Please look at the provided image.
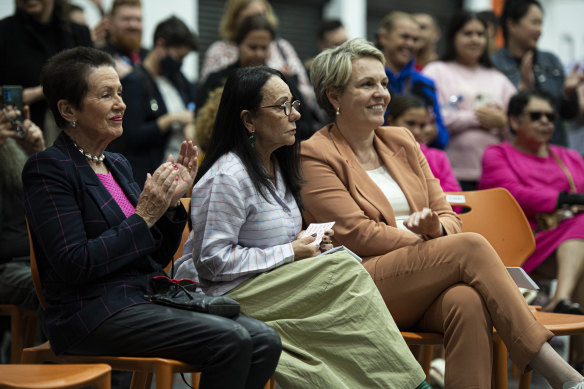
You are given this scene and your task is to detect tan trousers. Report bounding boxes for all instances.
[363,232,553,388]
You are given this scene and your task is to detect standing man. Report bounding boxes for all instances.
[116,16,197,187]
[101,0,148,79]
[378,11,449,149]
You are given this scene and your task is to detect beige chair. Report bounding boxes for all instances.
[0,363,111,389]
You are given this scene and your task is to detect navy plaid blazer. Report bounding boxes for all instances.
[22,132,186,354]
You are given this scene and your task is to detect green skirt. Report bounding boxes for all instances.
[227,249,426,389]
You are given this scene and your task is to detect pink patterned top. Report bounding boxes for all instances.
[97,172,135,218]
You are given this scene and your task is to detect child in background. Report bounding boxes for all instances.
[387,95,461,192]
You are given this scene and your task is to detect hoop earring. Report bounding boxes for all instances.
[335,107,340,116]
[248,131,256,146]
[71,120,77,128]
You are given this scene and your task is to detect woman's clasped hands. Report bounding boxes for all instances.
[291,229,334,261]
[404,207,444,239]
[135,140,198,227]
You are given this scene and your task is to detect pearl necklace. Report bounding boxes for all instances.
[74,143,105,163]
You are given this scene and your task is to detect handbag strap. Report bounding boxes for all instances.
[550,149,578,193]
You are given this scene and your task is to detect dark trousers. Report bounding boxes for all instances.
[66,303,281,389]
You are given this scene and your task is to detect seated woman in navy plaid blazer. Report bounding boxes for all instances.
[22,46,281,389]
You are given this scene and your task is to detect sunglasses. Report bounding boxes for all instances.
[258,100,301,116]
[526,111,556,122]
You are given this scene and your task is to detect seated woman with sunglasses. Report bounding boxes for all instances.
[480,89,584,317]
[175,66,430,389]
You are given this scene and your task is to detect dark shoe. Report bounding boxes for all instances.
[552,299,584,315]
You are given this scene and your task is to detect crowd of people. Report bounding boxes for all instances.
[3,0,584,388]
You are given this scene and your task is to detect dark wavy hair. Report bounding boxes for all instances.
[441,10,492,68]
[195,66,304,208]
[40,47,115,129]
[500,0,542,43]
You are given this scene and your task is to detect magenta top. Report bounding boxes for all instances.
[479,142,584,273]
[97,171,135,218]
[420,143,462,193]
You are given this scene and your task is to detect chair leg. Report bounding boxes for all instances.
[519,370,533,389]
[94,368,112,389]
[154,365,174,389]
[9,307,24,363]
[264,376,276,389]
[129,371,152,389]
[420,345,434,382]
[192,372,200,389]
[493,333,508,389]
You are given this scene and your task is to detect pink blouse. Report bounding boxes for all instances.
[97,172,135,218]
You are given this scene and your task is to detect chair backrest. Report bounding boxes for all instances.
[446,188,535,267]
[25,219,47,310]
[173,198,192,262]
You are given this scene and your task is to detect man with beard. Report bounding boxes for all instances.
[114,16,197,187]
[101,0,148,79]
[0,106,44,360]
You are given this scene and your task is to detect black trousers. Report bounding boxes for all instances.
[66,303,281,389]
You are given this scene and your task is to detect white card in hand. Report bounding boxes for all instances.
[302,222,335,245]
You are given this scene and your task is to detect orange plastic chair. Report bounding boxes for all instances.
[0,363,111,389]
[448,188,584,389]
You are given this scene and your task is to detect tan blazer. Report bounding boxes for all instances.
[300,123,461,260]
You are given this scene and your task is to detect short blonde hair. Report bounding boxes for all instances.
[219,0,278,42]
[310,38,385,119]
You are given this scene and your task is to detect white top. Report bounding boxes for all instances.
[174,152,301,296]
[156,76,187,162]
[366,165,415,234]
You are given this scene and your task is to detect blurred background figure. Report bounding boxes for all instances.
[477,10,499,55]
[423,10,516,190]
[0,0,92,144]
[491,0,582,147]
[387,95,461,193]
[304,19,348,75]
[200,0,316,111]
[412,12,440,70]
[0,105,44,362]
[480,89,584,338]
[198,14,314,140]
[115,15,198,187]
[101,0,148,79]
[378,11,449,149]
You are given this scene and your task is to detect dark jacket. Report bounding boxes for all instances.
[491,47,579,147]
[22,132,186,354]
[0,7,92,129]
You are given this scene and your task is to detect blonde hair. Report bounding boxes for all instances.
[219,0,278,42]
[310,38,385,118]
[195,86,224,153]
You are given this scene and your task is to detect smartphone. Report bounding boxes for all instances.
[1,85,25,137]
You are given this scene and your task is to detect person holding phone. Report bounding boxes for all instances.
[0,105,44,357]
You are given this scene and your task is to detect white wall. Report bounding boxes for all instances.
[323,0,366,40]
[0,0,199,81]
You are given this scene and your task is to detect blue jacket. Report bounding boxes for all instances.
[385,60,449,149]
[22,132,186,354]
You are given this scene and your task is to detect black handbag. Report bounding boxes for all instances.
[144,276,240,318]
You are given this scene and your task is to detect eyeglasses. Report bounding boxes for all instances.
[258,100,301,116]
[526,111,556,122]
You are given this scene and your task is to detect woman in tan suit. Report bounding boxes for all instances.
[300,38,584,389]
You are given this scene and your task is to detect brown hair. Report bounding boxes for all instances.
[109,0,141,16]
